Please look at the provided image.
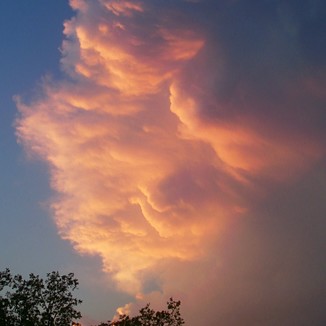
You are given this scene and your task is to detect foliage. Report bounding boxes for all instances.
[98,298,185,326]
[0,268,82,326]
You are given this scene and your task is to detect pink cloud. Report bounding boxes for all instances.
[16,0,326,324]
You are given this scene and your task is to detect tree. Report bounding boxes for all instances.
[0,268,82,326]
[98,298,185,326]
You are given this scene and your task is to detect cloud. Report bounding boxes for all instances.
[16,0,326,324]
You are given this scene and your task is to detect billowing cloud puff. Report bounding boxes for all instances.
[17,0,326,324]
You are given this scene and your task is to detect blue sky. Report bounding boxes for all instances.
[1,1,326,325]
[0,1,73,272]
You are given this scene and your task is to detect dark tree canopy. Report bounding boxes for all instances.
[0,269,82,326]
[1,269,185,326]
[98,298,185,326]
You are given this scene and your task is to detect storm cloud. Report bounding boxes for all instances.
[16,0,326,324]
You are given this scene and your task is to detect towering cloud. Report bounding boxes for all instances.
[17,0,326,324]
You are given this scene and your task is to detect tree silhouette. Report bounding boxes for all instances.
[97,298,185,326]
[1,269,185,326]
[0,268,82,326]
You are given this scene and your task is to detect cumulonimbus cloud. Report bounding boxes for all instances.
[16,0,326,324]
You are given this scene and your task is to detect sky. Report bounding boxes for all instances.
[1,0,326,325]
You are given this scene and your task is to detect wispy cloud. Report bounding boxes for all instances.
[16,0,326,324]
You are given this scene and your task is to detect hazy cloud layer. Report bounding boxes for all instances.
[17,0,326,324]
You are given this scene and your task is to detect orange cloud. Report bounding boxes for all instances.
[103,0,144,17]
[16,0,326,324]
[169,81,322,181]
[17,0,212,294]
